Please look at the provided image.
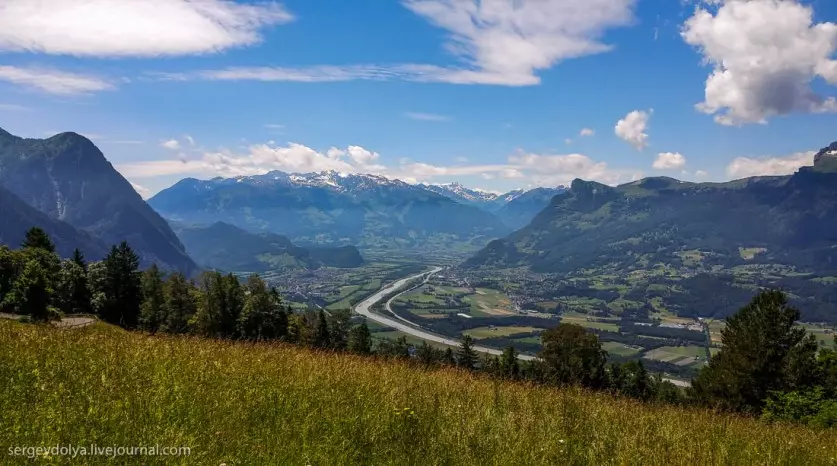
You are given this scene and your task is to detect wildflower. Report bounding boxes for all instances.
[559,439,565,444]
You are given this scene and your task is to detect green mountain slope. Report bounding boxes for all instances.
[0,185,107,259]
[0,128,197,274]
[464,142,837,321]
[174,222,363,272]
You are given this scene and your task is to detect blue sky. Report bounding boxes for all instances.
[0,0,836,198]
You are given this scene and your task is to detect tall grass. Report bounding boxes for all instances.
[1,320,836,465]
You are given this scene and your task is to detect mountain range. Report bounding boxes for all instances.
[466,155,837,274]
[0,128,197,274]
[173,221,364,272]
[464,141,837,320]
[150,171,518,253]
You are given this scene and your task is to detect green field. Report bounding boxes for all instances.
[643,346,706,366]
[2,321,835,465]
[602,341,642,357]
[463,326,544,339]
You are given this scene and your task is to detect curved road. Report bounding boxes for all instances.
[353,268,691,387]
[353,267,535,360]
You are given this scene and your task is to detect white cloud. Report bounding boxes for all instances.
[0,66,114,95]
[119,139,642,190]
[0,0,293,57]
[119,142,387,179]
[160,139,181,150]
[653,152,687,170]
[682,0,837,125]
[401,0,637,86]
[454,156,469,163]
[264,124,285,130]
[695,170,709,177]
[507,151,642,186]
[150,0,637,88]
[615,109,652,150]
[726,151,815,178]
[130,182,151,199]
[580,128,595,137]
[405,112,450,121]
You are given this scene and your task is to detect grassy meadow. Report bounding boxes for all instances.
[2,320,837,465]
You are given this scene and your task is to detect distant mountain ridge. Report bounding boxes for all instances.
[149,170,512,252]
[174,222,363,272]
[466,141,837,275]
[0,128,197,273]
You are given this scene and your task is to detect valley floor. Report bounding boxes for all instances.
[2,320,836,465]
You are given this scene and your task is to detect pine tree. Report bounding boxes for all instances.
[71,248,86,269]
[238,275,288,341]
[417,341,437,367]
[692,290,818,414]
[499,346,520,379]
[21,227,55,253]
[101,242,142,328]
[312,309,331,349]
[442,347,456,366]
[328,309,352,351]
[139,264,166,332]
[348,320,373,355]
[161,272,196,334]
[457,335,478,370]
[220,273,244,338]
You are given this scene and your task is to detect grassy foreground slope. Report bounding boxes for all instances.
[2,321,836,465]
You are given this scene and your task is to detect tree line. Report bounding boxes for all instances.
[2,228,835,427]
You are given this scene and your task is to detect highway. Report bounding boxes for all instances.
[353,267,535,360]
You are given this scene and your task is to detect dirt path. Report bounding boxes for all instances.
[0,313,96,328]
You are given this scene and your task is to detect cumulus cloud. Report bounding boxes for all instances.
[615,110,652,150]
[160,139,181,150]
[0,66,114,95]
[682,0,837,125]
[726,151,815,178]
[0,0,293,57]
[119,142,388,179]
[405,112,450,121]
[507,151,643,186]
[401,0,637,85]
[695,170,709,178]
[580,128,595,137]
[653,152,687,170]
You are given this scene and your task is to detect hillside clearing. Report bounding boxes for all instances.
[2,321,836,465]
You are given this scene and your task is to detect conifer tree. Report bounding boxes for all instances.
[348,320,373,355]
[499,346,520,379]
[139,264,165,332]
[457,335,478,370]
[101,242,142,328]
[161,272,195,334]
[692,290,818,414]
[22,227,55,253]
